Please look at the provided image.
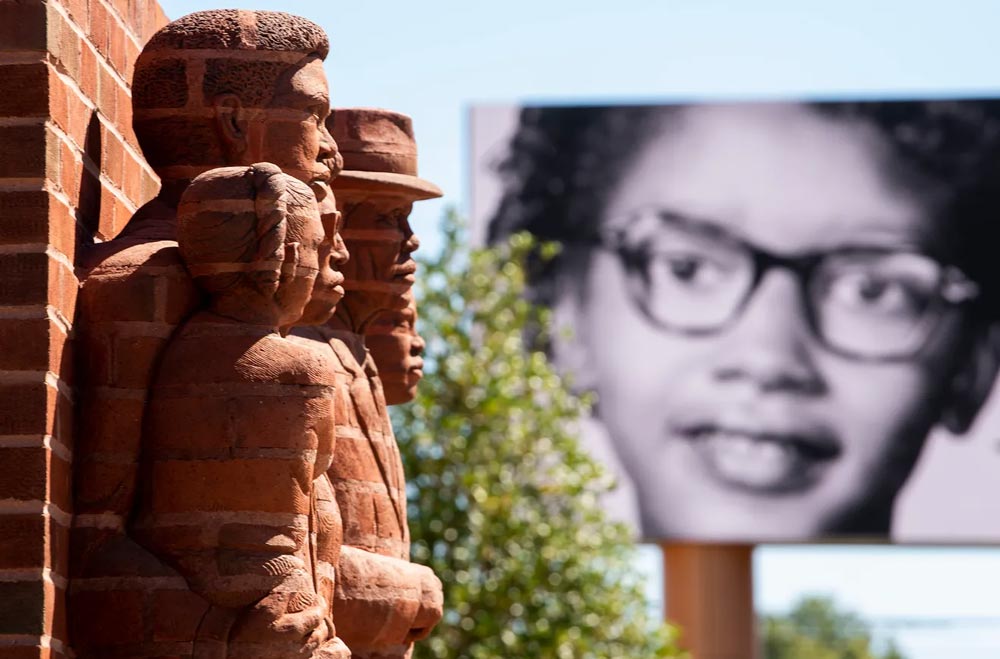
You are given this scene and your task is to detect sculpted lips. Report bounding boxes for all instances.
[393,260,417,283]
[671,414,842,494]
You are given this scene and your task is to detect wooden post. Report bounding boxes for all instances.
[662,544,756,659]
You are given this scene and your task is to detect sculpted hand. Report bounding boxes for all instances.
[406,564,443,643]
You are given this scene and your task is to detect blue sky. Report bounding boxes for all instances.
[160,1,1000,655]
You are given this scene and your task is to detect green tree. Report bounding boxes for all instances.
[395,211,683,658]
[763,596,907,659]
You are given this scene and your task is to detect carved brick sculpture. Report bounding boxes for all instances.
[132,164,350,658]
[70,10,343,658]
[291,108,444,659]
[367,296,425,406]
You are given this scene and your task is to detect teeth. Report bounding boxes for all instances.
[702,431,797,490]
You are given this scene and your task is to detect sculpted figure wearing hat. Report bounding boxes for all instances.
[71,10,346,658]
[291,108,443,659]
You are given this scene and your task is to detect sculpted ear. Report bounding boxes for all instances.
[214,94,248,157]
[941,324,1000,435]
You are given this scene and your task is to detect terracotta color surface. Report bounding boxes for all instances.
[289,107,444,659]
[69,10,347,659]
[367,296,425,406]
[130,164,349,658]
[0,0,168,656]
[662,544,757,659]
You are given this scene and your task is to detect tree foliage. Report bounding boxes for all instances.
[763,596,907,659]
[394,210,683,658]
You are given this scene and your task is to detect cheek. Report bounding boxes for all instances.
[578,258,705,457]
[263,121,317,168]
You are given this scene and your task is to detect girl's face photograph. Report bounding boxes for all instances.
[556,104,986,540]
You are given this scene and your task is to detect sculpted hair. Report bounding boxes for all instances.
[132,9,329,170]
[177,163,298,296]
[489,100,1000,317]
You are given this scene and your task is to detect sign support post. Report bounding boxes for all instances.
[662,544,757,659]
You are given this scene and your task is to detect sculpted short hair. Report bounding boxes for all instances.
[133,10,329,172]
[177,162,314,296]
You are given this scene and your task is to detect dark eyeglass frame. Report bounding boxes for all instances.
[586,210,981,363]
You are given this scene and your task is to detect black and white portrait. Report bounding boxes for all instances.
[471,100,1000,543]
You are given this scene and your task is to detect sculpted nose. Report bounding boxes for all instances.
[712,271,826,395]
[411,333,425,357]
[399,217,419,256]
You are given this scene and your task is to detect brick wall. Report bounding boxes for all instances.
[0,0,167,656]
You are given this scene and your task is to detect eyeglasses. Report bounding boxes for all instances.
[590,209,980,361]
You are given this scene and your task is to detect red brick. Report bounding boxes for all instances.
[0,252,49,306]
[112,334,164,388]
[123,35,139,85]
[0,318,50,372]
[46,257,79,320]
[49,517,70,579]
[151,458,312,515]
[70,588,144,644]
[117,85,134,145]
[122,153,142,204]
[0,383,47,435]
[0,644,50,659]
[88,0,110,57]
[82,266,161,321]
[51,72,92,149]
[62,0,90,32]
[0,1,47,52]
[0,191,49,245]
[59,139,81,201]
[0,447,48,502]
[80,44,98,100]
[0,64,49,117]
[0,125,47,178]
[101,129,124,181]
[78,394,144,453]
[48,197,78,260]
[109,18,126,77]
[0,581,46,635]
[0,515,46,570]
[98,183,116,237]
[56,14,81,82]
[140,169,159,204]
[97,68,117,123]
[48,452,72,513]
[151,590,209,642]
[73,460,136,515]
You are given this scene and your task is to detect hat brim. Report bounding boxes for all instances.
[332,170,443,201]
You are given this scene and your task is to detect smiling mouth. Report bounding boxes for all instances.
[676,423,841,494]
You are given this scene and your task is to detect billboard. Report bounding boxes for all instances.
[471,100,1000,543]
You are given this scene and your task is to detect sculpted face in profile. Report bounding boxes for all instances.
[367,297,425,405]
[132,9,341,203]
[133,163,349,658]
[71,11,356,659]
[329,108,442,332]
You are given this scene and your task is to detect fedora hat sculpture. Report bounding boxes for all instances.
[329,107,443,200]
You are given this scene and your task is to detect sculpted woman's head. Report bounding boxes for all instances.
[491,101,1000,540]
[177,163,339,330]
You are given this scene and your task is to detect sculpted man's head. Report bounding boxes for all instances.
[133,9,341,198]
[328,108,442,331]
[367,296,425,404]
[177,163,337,330]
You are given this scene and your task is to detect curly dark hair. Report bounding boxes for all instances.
[489,100,1000,317]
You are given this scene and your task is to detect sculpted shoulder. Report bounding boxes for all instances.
[156,318,339,387]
